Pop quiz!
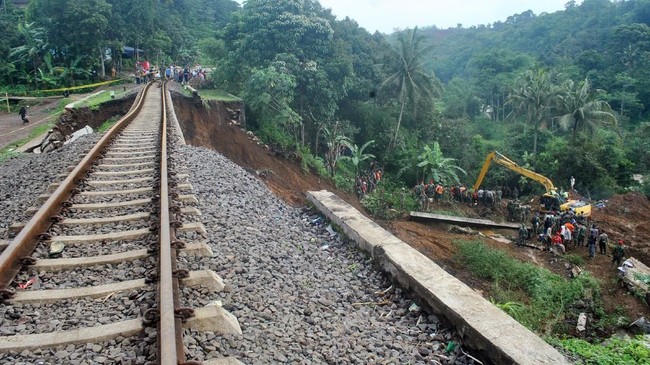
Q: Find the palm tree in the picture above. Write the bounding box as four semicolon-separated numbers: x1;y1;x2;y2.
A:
556;78;617;137
10;22;48;86
339;139;375;176
417;142;467;185
507;68;556;154
381;27;442;151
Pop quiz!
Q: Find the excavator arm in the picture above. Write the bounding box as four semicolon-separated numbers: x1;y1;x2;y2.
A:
472;151;556;193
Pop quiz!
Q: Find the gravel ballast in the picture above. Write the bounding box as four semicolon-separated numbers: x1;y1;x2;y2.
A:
0;135;100;239
0;130;476;364
177;144;476;364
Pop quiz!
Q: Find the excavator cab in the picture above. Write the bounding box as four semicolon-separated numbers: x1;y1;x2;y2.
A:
540;193;561;212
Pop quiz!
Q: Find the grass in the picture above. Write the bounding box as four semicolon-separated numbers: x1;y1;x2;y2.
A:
454;240;603;333
454;240;650;364
44;98;71;114
565;254;585;266
547;336;650;365
97;116;120;132
193;89;241;102
0;121;55;163
76;88;130;109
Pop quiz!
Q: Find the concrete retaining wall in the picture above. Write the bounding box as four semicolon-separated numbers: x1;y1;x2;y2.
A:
307;190;571;365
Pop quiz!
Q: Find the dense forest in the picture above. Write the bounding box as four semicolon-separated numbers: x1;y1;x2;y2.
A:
1;0;649;202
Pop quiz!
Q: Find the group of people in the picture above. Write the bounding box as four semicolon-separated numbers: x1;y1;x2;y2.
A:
521;211;626;267
411;180;524;212
354;163;383;199
134;61;207;85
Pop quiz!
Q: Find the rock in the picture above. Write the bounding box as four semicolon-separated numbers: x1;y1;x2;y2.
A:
629;316;650;335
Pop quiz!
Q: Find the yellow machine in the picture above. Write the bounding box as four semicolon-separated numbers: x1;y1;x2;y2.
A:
473;151;591;216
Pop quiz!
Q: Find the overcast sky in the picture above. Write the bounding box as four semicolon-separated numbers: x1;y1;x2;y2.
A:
237;0;582;34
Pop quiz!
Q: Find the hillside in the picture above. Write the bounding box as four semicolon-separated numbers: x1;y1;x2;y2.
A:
170;91;650;341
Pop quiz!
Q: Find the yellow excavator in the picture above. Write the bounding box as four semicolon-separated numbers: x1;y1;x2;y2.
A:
473;151;591;216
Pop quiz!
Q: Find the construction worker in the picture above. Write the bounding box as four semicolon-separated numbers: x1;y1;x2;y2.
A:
414;181;426;210
612;240;625;267
575;223;586;247
588;224;599;258
531;213;541;236
518;224;528;246
598;231;609;255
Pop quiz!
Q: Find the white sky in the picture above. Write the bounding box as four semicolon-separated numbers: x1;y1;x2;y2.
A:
237;0;582;34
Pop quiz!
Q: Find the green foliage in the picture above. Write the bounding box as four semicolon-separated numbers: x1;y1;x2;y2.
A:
339;139;375;175
0;148;21;165
565;254;585;267
195;89;241;102
360;178;417;219
547;336;650;365
296;144;327;176
633;273;650;286
256;121;293;152
381;26;442;150
556;78;618;137
455;240;603;334
535;131;634;198
416;141;467;185
97;116;120;132
243;60;301;142
1;0;648;196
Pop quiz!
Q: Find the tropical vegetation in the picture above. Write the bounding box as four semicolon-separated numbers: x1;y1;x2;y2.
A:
3;0;650;361
2;0;648;201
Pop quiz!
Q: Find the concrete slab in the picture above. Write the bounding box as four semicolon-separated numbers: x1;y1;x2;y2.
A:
410;211;521;229
307;190;570;365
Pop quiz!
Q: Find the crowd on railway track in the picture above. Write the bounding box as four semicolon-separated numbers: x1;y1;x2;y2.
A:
134;61;207;85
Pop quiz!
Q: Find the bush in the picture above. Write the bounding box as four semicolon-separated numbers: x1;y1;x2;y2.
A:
454;240;603;334
256;122;293;151
360;179;417;220
547;336;650;365
565;254;585;266
296;144;327;176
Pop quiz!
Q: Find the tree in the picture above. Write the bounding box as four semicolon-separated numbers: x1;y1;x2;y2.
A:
243;60;301;149
416;142;467;185
381;27;442;151
27;0;111;71
339;139;375;176
556;78;617;138
10;22;48;86
507;68;556;154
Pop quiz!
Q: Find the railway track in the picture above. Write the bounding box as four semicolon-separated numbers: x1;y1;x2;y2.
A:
0;82;241;364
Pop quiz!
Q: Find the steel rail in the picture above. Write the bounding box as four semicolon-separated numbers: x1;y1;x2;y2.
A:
0;83;153;289
157;81;184;364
